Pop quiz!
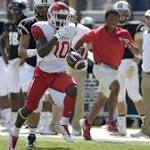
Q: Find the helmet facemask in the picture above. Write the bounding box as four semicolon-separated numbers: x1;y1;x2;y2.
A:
48;10;69;28
113;1;131;25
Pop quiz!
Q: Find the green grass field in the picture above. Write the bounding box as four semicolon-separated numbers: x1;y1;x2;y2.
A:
0;135;150;150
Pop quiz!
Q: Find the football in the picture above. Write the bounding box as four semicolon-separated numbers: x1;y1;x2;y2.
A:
66;51;86;70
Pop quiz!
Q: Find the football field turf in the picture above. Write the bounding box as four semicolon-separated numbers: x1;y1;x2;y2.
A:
0;135;150;150
1;126;150;150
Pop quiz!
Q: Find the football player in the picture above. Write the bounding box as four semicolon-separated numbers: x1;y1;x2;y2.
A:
17;0;57;147
9;2;77;149
0;0;28;130
0;21;11;130
110;0;145;135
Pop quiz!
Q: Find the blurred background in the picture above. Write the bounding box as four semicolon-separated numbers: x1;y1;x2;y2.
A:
0;0;150;128
1;0;150;23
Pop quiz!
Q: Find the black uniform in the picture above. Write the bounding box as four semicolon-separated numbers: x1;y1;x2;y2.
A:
5;16;26;60
121;20;145;118
18;17;37;67
122;20;145;59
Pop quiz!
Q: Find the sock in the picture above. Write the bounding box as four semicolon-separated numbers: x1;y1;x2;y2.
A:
63;95;76;118
59;116;69;125
117;115;126;127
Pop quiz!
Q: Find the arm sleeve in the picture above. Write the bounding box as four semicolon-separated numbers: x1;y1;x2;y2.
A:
31;25;45;40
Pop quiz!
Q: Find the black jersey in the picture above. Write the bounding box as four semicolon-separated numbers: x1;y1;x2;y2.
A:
122;20;145;59
6;16;26;60
18;17;37;67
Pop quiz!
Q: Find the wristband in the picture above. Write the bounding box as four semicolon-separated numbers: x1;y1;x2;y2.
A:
27;49;37;58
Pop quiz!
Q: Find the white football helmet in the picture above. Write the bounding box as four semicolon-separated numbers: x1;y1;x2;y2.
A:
33;0;54;20
47;2;69;28
80;17;95;29
113;1;131;23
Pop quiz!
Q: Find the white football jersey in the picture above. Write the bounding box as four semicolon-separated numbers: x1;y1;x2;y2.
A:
72;23;91;47
72;23;91;59
32;21;76;73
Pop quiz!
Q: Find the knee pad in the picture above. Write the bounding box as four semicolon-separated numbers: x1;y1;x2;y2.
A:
18;107;33;120
66;84;77;97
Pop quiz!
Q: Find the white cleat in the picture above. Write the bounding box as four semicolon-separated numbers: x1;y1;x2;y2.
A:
117;126;127;136
55;124;74;143
131;131;150;138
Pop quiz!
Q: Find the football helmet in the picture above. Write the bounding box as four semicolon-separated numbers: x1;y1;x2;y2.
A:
33;0;54;21
8;0;28;21
80;17;95;29
8;0;27;13
47;2;69;28
113;1;131;24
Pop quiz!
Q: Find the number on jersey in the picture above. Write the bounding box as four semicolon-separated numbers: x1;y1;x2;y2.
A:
9;32;19;46
54;41;70;58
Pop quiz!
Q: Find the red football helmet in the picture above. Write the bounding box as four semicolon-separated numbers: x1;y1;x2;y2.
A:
47;2;69;28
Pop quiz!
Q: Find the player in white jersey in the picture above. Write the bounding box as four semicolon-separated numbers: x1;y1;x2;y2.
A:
113;1;145;135
0;23;10;130
9;2;77;149
17;0;58;147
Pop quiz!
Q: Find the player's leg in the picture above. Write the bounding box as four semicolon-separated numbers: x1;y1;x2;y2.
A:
117;72;127;136
9;67;48;149
67;65;87;136
126;68;145;124
0;58;11;130
81;64;118;140
45;90;64;135
52;72;77;142
107;80;119;132
7;59;22;127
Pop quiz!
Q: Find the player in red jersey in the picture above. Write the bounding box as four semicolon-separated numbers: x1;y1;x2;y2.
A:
9;2;77;149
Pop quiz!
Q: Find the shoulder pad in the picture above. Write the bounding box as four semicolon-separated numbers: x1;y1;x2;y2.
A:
18;17;36;35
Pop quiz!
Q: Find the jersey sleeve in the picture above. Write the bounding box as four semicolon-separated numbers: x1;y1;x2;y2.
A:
31;24;45;40
134;23;145;40
81;30;94;43
18;19;31;36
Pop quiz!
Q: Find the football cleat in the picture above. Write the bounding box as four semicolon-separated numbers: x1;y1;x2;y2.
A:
80;118;92;140
107;120;118;132
8;132;18;150
27;134;36;148
55;124;74;143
